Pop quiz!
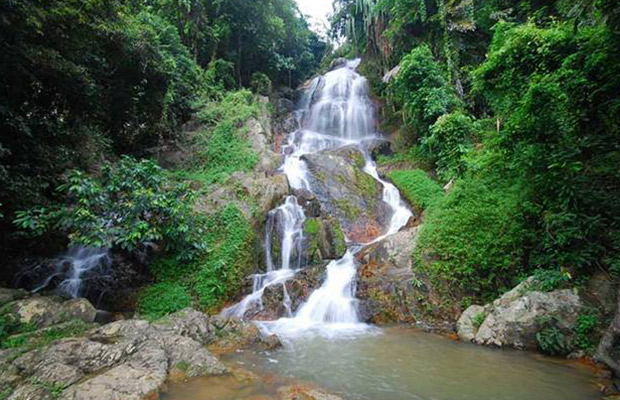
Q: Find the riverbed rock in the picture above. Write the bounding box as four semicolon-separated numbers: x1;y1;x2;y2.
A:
3;297;97;329
207;316;282;352
278;385;345;400
472;290;583;349
456;305;486;342
303;217;347;263
355;227;454;324
3;308;234;400
302;145;388;243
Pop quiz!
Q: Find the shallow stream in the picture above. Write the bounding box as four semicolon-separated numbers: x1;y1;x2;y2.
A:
165;327;601;400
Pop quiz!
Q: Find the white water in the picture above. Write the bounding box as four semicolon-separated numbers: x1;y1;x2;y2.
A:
33;247;111;298
225;59;412;337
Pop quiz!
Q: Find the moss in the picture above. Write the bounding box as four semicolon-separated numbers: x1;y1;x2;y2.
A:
387;169;443;213
331;222;347;255
303;218;320;235
334;198;361;220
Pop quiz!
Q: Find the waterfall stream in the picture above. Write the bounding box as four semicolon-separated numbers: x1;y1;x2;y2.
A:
224;59;412;337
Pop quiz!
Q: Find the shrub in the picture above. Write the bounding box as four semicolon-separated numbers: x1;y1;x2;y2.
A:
14;157;207;261
388;169;444;213
531;268;572;292
251;72;273;96
472;312;486;329
574;312;599;351
138;282;192;320
425;112;476;181
537;326;572;356
415;176;527;298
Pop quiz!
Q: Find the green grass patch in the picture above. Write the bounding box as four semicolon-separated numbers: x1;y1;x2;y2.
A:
138;282;192;320
388;169;443;212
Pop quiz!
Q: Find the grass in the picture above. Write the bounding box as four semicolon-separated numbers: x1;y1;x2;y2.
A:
387;169;444;213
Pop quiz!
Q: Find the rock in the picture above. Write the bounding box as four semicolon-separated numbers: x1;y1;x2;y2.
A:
355;227;454;324
8;384;52;400
382;65;401;83
207;316;282;352
302;145;388;243
0;289;28;307
5;297;96;329
278;385;345;400
303;217;347;263
329;58;348;71
474;289;583;349
456;305;486;342
246;117;279;174
586;271;617;315
7;308;230;400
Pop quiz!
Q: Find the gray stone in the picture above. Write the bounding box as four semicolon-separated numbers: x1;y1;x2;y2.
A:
475;289;583;349
6;297;96;329
457;305;486;342
8;384;52;400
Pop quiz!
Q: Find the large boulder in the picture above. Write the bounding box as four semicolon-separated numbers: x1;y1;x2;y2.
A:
3;297;96;329
474;289;583;349
354;227;455;325
456;278;584;350
4;308;232;400
302;145;389;243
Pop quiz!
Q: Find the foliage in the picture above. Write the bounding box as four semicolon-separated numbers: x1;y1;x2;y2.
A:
388;169;443;212
251;72;273;96
138;282;192;320
415;177;527;297
425;112;475;181
472;312;486;329
15;157;206;260
536;325;572;356
531;268;572;292
574;312;599;351
390;45;460;138
189;90;259;185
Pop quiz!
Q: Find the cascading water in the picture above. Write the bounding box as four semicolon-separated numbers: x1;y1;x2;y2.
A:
31;247;111;299
225;59;412;337
221;196;305;318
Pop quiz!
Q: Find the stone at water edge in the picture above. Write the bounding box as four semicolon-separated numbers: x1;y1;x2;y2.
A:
0;288;28;307
278;385;346;400
456;305;487;342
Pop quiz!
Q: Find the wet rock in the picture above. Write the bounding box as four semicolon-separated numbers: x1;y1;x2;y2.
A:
4;297;96;329
456;305;486;342
253;263;326;320
207;316;282;352
303;217;347;263
278;385;345;400
355;227;453;324
302;145;388;243
464;280;584;349
329;58;348;71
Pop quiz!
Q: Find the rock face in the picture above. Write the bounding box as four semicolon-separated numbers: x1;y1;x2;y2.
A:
458;278;584;350
0;298;278;400
355;227;455;325
4;297;97;329
302;145;388;243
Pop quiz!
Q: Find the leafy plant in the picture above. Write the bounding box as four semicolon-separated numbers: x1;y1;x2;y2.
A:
537;325;572;356
388;169;444;213
15;157;207;260
532;268;572;292
138;282;192;320
574;312;599;351
472;312;486;329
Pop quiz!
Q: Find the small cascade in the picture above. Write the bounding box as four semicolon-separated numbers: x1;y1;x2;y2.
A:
224;59;412;337
221;196;305;318
33;247;111;298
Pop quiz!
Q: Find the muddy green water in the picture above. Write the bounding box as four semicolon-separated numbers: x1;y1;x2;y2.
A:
166;327;601;400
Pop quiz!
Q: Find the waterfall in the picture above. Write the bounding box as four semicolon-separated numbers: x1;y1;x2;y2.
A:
224;59;412;336
32;247;111;299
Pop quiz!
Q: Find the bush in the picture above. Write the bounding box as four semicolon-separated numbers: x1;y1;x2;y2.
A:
415;176;527;298
532;268;572;292
574;312;599;351
388;169;444;212
15;157;207;260
390;45;460;138
138;282;192;320
251;72;273;96
537;325;572;356
425;112;476;181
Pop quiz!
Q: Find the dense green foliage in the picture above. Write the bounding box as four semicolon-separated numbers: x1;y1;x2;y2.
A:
388;169;443;212
336;0;620;301
15;157;206;259
1;0;326;258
